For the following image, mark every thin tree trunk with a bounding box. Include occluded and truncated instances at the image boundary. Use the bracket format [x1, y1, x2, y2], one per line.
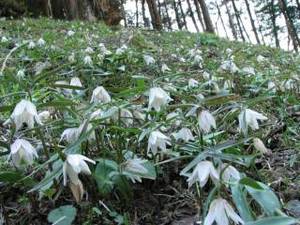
[244, 0, 260, 44]
[173, 0, 182, 30]
[178, 0, 188, 30]
[296, 0, 300, 13]
[225, 3, 237, 40]
[198, 0, 214, 33]
[135, 0, 139, 27]
[187, 0, 199, 32]
[278, 0, 299, 51]
[230, 0, 245, 41]
[254, 9, 266, 45]
[142, 0, 148, 27]
[270, 0, 280, 48]
[163, 0, 172, 30]
[216, 2, 228, 39]
[193, 0, 205, 31]
[146, 0, 163, 30]
[157, 0, 162, 19]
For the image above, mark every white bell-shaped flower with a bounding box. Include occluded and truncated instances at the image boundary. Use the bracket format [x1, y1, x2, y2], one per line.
[83, 55, 92, 66]
[238, 109, 268, 135]
[67, 30, 75, 36]
[257, 55, 266, 63]
[1, 36, 8, 43]
[38, 110, 51, 123]
[63, 154, 96, 185]
[8, 99, 41, 131]
[187, 160, 219, 187]
[37, 38, 46, 46]
[172, 128, 194, 142]
[28, 41, 36, 49]
[198, 110, 216, 133]
[188, 78, 199, 88]
[267, 81, 276, 92]
[219, 60, 239, 73]
[10, 139, 38, 167]
[70, 77, 83, 94]
[144, 55, 156, 65]
[60, 128, 78, 143]
[161, 63, 171, 73]
[85, 47, 94, 54]
[148, 87, 172, 112]
[16, 70, 25, 79]
[219, 164, 241, 183]
[90, 86, 111, 104]
[124, 158, 148, 183]
[147, 131, 171, 155]
[253, 138, 270, 154]
[204, 198, 244, 225]
[68, 53, 76, 63]
[116, 45, 127, 55]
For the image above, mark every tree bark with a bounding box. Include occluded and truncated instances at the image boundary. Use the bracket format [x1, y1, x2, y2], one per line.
[162, 0, 172, 30]
[187, 0, 199, 32]
[225, 3, 237, 40]
[270, 0, 280, 48]
[173, 0, 182, 30]
[135, 0, 139, 27]
[216, 2, 228, 39]
[278, 0, 300, 51]
[230, 0, 245, 41]
[244, 0, 260, 44]
[193, 0, 205, 31]
[178, 0, 188, 30]
[197, 0, 214, 33]
[146, 0, 163, 30]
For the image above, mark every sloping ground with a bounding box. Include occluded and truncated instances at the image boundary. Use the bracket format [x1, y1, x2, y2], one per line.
[0, 18, 299, 224]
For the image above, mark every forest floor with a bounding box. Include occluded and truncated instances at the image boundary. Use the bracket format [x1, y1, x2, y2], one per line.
[0, 18, 300, 225]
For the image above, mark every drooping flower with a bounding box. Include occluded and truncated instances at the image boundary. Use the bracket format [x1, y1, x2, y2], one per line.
[60, 128, 78, 143]
[7, 99, 41, 131]
[148, 87, 172, 112]
[219, 60, 239, 73]
[68, 53, 76, 63]
[147, 131, 171, 155]
[28, 41, 36, 49]
[120, 108, 133, 127]
[253, 138, 270, 155]
[241, 66, 255, 76]
[161, 63, 171, 73]
[144, 55, 156, 65]
[257, 55, 266, 63]
[204, 198, 244, 225]
[85, 47, 94, 54]
[188, 78, 199, 88]
[99, 43, 112, 55]
[90, 86, 111, 104]
[1, 36, 8, 43]
[116, 45, 127, 55]
[238, 109, 268, 135]
[172, 128, 194, 142]
[267, 81, 276, 92]
[198, 110, 216, 133]
[187, 161, 219, 187]
[219, 164, 241, 183]
[16, 70, 25, 79]
[10, 139, 38, 167]
[63, 154, 96, 185]
[83, 55, 92, 66]
[69, 179, 84, 203]
[38, 110, 51, 123]
[123, 158, 148, 183]
[37, 38, 46, 46]
[70, 77, 83, 94]
[67, 30, 75, 36]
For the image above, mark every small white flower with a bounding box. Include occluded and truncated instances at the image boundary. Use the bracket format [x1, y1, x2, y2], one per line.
[198, 110, 216, 133]
[1, 36, 8, 43]
[267, 81, 276, 92]
[99, 43, 112, 55]
[83, 55, 93, 66]
[90, 86, 111, 104]
[253, 138, 270, 154]
[38, 110, 50, 123]
[60, 128, 78, 143]
[67, 30, 75, 36]
[133, 110, 146, 121]
[204, 198, 244, 225]
[223, 80, 234, 90]
[172, 128, 194, 142]
[90, 109, 104, 120]
[37, 38, 46, 46]
[10, 139, 38, 167]
[203, 71, 211, 80]
[219, 60, 239, 73]
[193, 54, 203, 66]
[147, 131, 171, 155]
[70, 77, 83, 94]
[187, 161, 219, 187]
[226, 48, 233, 55]
[16, 70, 25, 79]
[63, 154, 95, 186]
[55, 80, 71, 95]
[148, 87, 172, 112]
[116, 45, 127, 55]
[120, 109, 133, 127]
[28, 41, 36, 49]
[219, 164, 241, 183]
[257, 55, 266, 63]
[124, 158, 148, 174]
[77, 121, 95, 141]
[166, 110, 181, 126]
[241, 66, 255, 76]
[196, 93, 205, 101]
[188, 78, 199, 88]
[118, 65, 126, 71]
[68, 53, 76, 63]
[238, 109, 268, 135]
[7, 100, 41, 131]
[85, 47, 94, 54]
[161, 63, 171, 73]
[144, 55, 156, 65]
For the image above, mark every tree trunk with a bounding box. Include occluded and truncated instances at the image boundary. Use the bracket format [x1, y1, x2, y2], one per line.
[230, 0, 245, 41]
[193, 0, 205, 31]
[146, 0, 163, 30]
[163, 0, 172, 30]
[178, 0, 188, 30]
[197, 0, 214, 33]
[187, 0, 199, 32]
[278, 0, 300, 51]
[225, 3, 237, 40]
[244, 0, 260, 44]
[173, 0, 182, 30]
[216, 2, 228, 39]
[135, 0, 139, 27]
[270, 0, 280, 48]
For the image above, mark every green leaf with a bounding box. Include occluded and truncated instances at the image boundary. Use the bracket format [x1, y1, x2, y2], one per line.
[0, 171, 24, 183]
[240, 177, 263, 190]
[47, 205, 77, 225]
[94, 159, 118, 196]
[246, 182, 281, 215]
[231, 183, 254, 222]
[245, 216, 298, 225]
